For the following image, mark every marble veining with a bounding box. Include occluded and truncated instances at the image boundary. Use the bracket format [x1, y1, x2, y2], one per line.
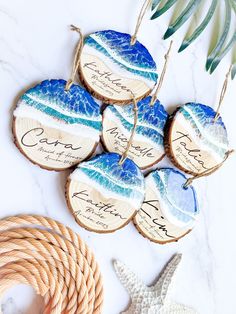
[0, 1, 235, 314]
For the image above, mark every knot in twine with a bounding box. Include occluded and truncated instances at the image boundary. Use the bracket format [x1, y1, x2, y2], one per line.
[0, 215, 104, 314]
[65, 25, 84, 91]
[150, 40, 173, 106]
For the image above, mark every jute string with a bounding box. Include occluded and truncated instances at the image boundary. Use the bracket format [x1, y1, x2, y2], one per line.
[65, 25, 84, 91]
[150, 40, 173, 105]
[119, 92, 138, 165]
[0, 215, 103, 314]
[214, 64, 233, 122]
[184, 149, 234, 188]
[118, 40, 173, 164]
[131, 0, 152, 45]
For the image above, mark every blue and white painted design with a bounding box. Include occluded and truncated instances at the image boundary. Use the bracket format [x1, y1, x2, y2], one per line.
[83, 29, 158, 85]
[14, 79, 102, 140]
[103, 96, 168, 152]
[70, 152, 145, 208]
[150, 168, 199, 227]
[177, 103, 229, 161]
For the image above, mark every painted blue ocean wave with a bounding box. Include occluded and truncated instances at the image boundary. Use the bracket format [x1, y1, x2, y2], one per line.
[85, 30, 158, 82]
[106, 96, 168, 146]
[182, 103, 225, 127]
[152, 168, 199, 225]
[180, 103, 226, 129]
[21, 94, 101, 130]
[179, 103, 229, 155]
[79, 153, 145, 201]
[20, 79, 102, 130]
[94, 30, 156, 69]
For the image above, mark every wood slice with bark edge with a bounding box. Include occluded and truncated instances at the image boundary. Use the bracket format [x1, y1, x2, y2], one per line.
[101, 111, 165, 170]
[66, 179, 139, 234]
[133, 168, 195, 244]
[164, 108, 227, 176]
[79, 29, 158, 105]
[79, 61, 151, 106]
[12, 116, 99, 172]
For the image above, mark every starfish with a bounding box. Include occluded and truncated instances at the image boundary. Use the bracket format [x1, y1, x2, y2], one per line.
[114, 254, 197, 314]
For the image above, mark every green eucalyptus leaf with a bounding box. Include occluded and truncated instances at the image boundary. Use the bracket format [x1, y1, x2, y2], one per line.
[179, 0, 218, 52]
[149, 0, 236, 76]
[151, 0, 162, 11]
[209, 31, 236, 73]
[231, 63, 236, 79]
[151, 0, 178, 20]
[206, 0, 231, 71]
[163, 0, 201, 39]
[230, 0, 236, 12]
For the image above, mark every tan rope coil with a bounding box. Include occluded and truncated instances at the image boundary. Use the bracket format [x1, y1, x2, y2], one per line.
[0, 215, 104, 314]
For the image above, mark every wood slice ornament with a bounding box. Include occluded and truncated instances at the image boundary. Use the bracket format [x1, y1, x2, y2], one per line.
[102, 96, 168, 169]
[79, 0, 158, 105]
[134, 168, 199, 244]
[66, 152, 145, 233]
[12, 26, 102, 171]
[101, 41, 173, 169]
[13, 80, 102, 170]
[79, 29, 158, 104]
[165, 103, 230, 175]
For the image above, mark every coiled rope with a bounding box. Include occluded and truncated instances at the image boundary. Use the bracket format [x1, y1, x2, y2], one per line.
[0, 215, 104, 314]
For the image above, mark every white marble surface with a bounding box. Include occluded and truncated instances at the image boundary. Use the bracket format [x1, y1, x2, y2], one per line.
[0, 0, 236, 313]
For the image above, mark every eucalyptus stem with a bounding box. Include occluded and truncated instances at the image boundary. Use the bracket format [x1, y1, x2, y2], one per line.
[150, 0, 236, 76]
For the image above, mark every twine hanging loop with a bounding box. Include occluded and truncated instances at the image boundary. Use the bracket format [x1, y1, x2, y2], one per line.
[119, 92, 138, 165]
[131, 0, 152, 45]
[214, 64, 233, 122]
[65, 25, 84, 91]
[150, 40, 173, 105]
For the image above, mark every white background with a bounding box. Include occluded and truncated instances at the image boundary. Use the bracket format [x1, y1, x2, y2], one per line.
[0, 0, 236, 313]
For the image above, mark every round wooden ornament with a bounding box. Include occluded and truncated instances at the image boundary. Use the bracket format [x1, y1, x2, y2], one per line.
[13, 79, 102, 170]
[165, 103, 230, 175]
[102, 96, 168, 169]
[66, 152, 145, 233]
[79, 29, 158, 104]
[134, 168, 199, 244]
